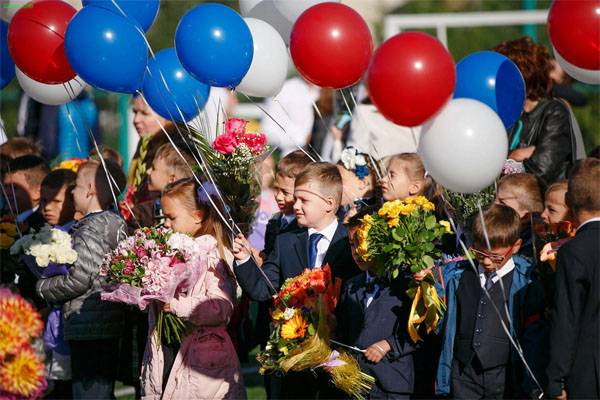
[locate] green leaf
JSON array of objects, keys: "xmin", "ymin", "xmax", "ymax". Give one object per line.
[
  {"xmin": 392, "ymin": 269, "xmax": 399, "ymax": 279},
  {"xmin": 425, "ymin": 215, "xmax": 437, "ymax": 230},
  {"xmin": 422, "ymin": 255, "xmax": 435, "ymax": 268}
]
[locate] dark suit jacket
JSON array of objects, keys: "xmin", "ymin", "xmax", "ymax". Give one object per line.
[
  {"xmin": 547, "ymin": 220, "xmax": 600, "ymax": 398},
  {"xmin": 262, "ymin": 212, "xmax": 300, "ymax": 257},
  {"xmin": 335, "ymin": 273, "xmax": 416, "ymax": 395},
  {"xmin": 235, "ymin": 222, "xmax": 360, "ymax": 302}
]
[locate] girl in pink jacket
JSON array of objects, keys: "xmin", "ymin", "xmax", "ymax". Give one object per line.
[{"xmin": 141, "ymin": 179, "xmax": 246, "ymax": 399}]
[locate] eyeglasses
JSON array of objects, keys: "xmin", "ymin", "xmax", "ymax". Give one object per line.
[{"xmin": 470, "ymin": 243, "xmax": 515, "ymax": 264}]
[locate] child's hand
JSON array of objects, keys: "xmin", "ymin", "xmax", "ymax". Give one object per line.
[
  {"xmin": 364, "ymin": 340, "xmax": 391, "ymax": 364},
  {"xmin": 163, "ymin": 303, "xmax": 170, "ymax": 312},
  {"xmin": 232, "ymin": 234, "xmax": 252, "ymax": 261},
  {"xmin": 413, "ymin": 267, "xmax": 433, "ymax": 282}
]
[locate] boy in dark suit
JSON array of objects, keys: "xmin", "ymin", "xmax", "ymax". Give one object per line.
[
  {"xmin": 335, "ymin": 208, "xmax": 416, "ymax": 399},
  {"xmin": 547, "ymin": 158, "xmax": 600, "ymax": 400},
  {"xmin": 233, "ymin": 162, "xmax": 360, "ymax": 399}
]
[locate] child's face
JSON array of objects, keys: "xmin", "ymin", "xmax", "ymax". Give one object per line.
[
  {"xmin": 71, "ymin": 170, "xmax": 93, "ymax": 214},
  {"xmin": 2, "ymin": 171, "xmax": 38, "ymax": 211},
  {"xmin": 380, "ymin": 159, "xmax": 416, "ymax": 201},
  {"xmin": 337, "ymin": 165, "xmax": 369, "ymax": 207},
  {"xmin": 541, "ymin": 189, "xmax": 569, "ymax": 224},
  {"xmin": 147, "ymin": 156, "xmax": 172, "ymax": 193},
  {"xmin": 293, "ymin": 182, "xmax": 336, "ymax": 230},
  {"xmin": 471, "ymin": 240, "xmax": 521, "ymax": 273},
  {"xmin": 274, "ymin": 173, "xmax": 295, "ymax": 215},
  {"xmin": 347, "ymin": 225, "xmax": 373, "ymax": 272},
  {"xmin": 162, "ymin": 195, "xmax": 202, "ymax": 236},
  {"xmin": 495, "ymin": 185, "xmax": 527, "ymax": 218},
  {"xmin": 41, "ymin": 184, "xmax": 74, "ymax": 226}
]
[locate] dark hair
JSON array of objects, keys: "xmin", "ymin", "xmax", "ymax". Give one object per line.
[
  {"xmin": 79, "ymin": 160, "xmax": 126, "ymax": 209},
  {"xmin": 7, "ymin": 155, "xmax": 50, "ymax": 188},
  {"xmin": 566, "ymin": 158, "xmax": 600, "ymax": 212},
  {"xmin": 494, "ymin": 36, "xmax": 552, "ymax": 101},
  {"xmin": 472, "ymin": 204, "xmax": 521, "ymax": 250},
  {"xmin": 41, "ymin": 169, "xmax": 77, "ymax": 191},
  {"xmin": 345, "ymin": 205, "xmax": 380, "ymax": 229},
  {"xmin": 589, "ymin": 145, "xmax": 600, "ymax": 159}
]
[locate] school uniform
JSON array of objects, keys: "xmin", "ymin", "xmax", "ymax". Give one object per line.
[
  {"xmin": 335, "ymin": 271, "xmax": 416, "ymax": 399},
  {"xmin": 262, "ymin": 212, "xmax": 300, "ymax": 257}
]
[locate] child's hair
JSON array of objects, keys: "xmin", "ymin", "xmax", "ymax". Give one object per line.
[
  {"xmin": 41, "ymin": 169, "xmax": 77, "ymax": 192},
  {"xmin": 566, "ymin": 158, "xmax": 600, "ymax": 212},
  {"xmin": 498, "ymin": 173, "xmax": 544, "ymax": 214},
  {"xmin": 0, "ymin": 137, "xmax": 41, "ymax": 158},
  {"xmin": 89, "ymin": 147, "xmax": 124, "ymax": 168},
  {"xmin": 276, "ymin": 150, "xmax": 313, "ymax": 179},
  {"xmin": 7, "ymin": 155, "xmax": 50, "ymax": 188},
  {"xmin": 388, "ymin": 152, "xmax": 443, "ymax": 204},
  {"xmin": 294, "ymin": 162, "xmax": 343, "ymax": 208},
  {"xmin": 472, "ymin": 204, "xmax": 521, "ymax": 250},
  {"xmin": 162, "ymin": 178, "xmax": 231, "ymax": 259},
  {"xmin": 153, "ymin": 143, "xmax": 195, "ymax": 180},
  {"xmin": 78, "ymin": 160, "xmax": 127, "ymax": 209},
  {"xmin": 545, "ymin": 180, "xmax": 568, "ymax": 199},
  {"xmin": 337, "ymin": 147, "xmax": 380, "ymax": 192},
  {"xmin": 345, "ymin": 205, "xmax": 379, "ymax": 230}
]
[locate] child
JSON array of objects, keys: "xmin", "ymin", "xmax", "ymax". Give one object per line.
[
  {"xmin": 380, "ymin": 153, "xmax": 436, "ymax": 203},
  {"xmin": 335, "ymin": 207, "xmax": 416, "ymax": 399},
  {"xmin": 233, "ymin": 162, "xmax": 360, "ymax": 399},
  {"xmin": 547, "ymin": 158, "xmax": 600, "ymax": 400},
  {"xmin": 436, "ymin": 204, "xmax": 539, "ymax": 399},
  {"xmin": 541, "ymin": 180, "xmax": 571, "ymax": 225},
  {"xmin": 89, "ymin": 146, "xmax": 124, "ymax": 168},
  {"xmin": 336, "ymin": 146, "xmax": 381, "ymax": 221},
  {"xmin": 40, "ymin": 169, "xmax": 76, "ymax": 229},
  {"xmin": 140, "ymin": 178, "xmax": 245, "ymax": 399},
  {"xmin": 36, "ymin": 160, "xmax": 127, "ymax": 399}
]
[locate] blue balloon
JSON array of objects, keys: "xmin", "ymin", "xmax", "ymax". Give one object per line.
[
  {"xmin": 175, "ymin": 3, "xmax": 253, "ymax": 88},
  {"xmin": 142, "ymin": 48, "xmax": 211, "ymax": 122},
  {"xmin": 454, "ymin": 51, "xmax": 525, "ymax": 128},
  {"xmin": 82, "ymin": 0, "xmax": 160, "ymax": 32},
  {"xmin": 65, "ymin": 6, "xmax": 148, "ymax": 94},
  {"xmin": 0, "ymin": 21, "xmax": 15, "ymax": 89}
]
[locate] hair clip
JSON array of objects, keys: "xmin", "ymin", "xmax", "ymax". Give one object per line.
[
  {"xmin": 340, "ymin": 147, "xmax": 369, "ymax": 180},
  {"xmin": 196, "ymin": 181, "xmax": 231, "ymax": 214}
]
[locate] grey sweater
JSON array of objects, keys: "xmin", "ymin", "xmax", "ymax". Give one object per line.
[{"xmin": 37, "ymin": 210, "xmax": 127, "ymax": 340}]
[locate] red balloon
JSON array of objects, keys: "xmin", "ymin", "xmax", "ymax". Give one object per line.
[
  {"xmin": 8, "ymin": 0, "xmax": 76, "ymax": 84},
  {"xmin": 290, "ymin": 2, "xmax": 372, "ymax": 89},
  {"xmin": 548, "ymin": 0, "xmax": 600, "ymax": 70},
  {"xmin": 367, "ymin": 32, "xmax": 456, "ymax": 127}
]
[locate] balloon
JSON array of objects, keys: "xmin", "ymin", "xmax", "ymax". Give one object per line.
[
  {"xmin": 454, "ymin": 51, "xmax": 525, "ymax": 128},
  {"xmin": 65, "ymin": 5, "xmax": 148, "ymax": 93},
  {"xmin": 0, "ymin": 20, "xmax": 15, "ymax": 88},
  {"xmin": 239, "ymin": 0, "xmax": 293, "ymax": 44},
  {"xmin": 142, "ymin": 48, "xmax": 211, "ymax": 122},
  {"xmin": 368, "ymin": 32, "xmax": 456, "ymax": 127},
  {"xmin": 1, "ymin": 0, "xmax": 82, "ymax": 21},
  {"xmin": 554, "ymin": 47, "xmax": 600, "ymax": 85},
  {"xmin": 274, "ymin": 0, "xmax": 339, "ymax": 25},
  {"xmin": 418, "ymin": 99, "xmax": 508, "ymax": 194},
  {"xmin": 82, "ymin": 0, "xmax": 160, "ymax": 32},
  {"xmin": 175, "ymin": 3, "xmax": 253, "ymax": 88},
  {"xmin": 290, "ymin": 2, "xmax": 372, "ymax": 89},
  {"xmin": 237, "ymin": 18, "xmax": 287, "ymax": 97},
  {"xmin": 7, "ymin": 0, "xmax": 76, "ymax": 84},
  {"xmin": 547, "ymin": 0, "xmax": 600, "ymax": 70},
  {"xmin": 16, "ymin": 66, "xmax": 86, "ymax": 105}
]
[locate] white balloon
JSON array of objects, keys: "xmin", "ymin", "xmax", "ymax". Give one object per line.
[
  {"xmin": 273, "ymin": 0, "xmax": 340, "ymax": 24},
  {"xmin": 16, "ymin": 67, "xmax": 86, "ymax": 105},
  {"xmin": 553, "ymin": 47, "xmax": 600, "ymax": 85},
  {"xmin": 418, "ymin": 98, "xmax": 508, "ymax": 194},
  {"xmin": 237, "ymin": 18, "xmax": 288, "ymax": 98},
  {"xmin": 239, "ymin": 0, "xmax": 293, "ymax": 44},
  {"xmin": 0, "ymin": 0, "xmax": 81, "ymax": 21}
]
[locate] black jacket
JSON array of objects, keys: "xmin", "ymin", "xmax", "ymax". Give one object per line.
[
  {"xmin": 547, "ymin": 221, "xmax": 600, "ymax": 398},
  {"xmin": 509, "ymin": 98, "xmax": 575, "ymax": 187}
]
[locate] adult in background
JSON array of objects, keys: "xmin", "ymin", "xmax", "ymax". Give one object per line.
[{"xmin": 494, "ymin": 36, "xmax": 586, "ymax": 188}]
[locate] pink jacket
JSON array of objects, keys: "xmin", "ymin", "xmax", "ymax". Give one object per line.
[{"xmin": 141, "ymin": 236, "xmax": 246, "ymax": 399}]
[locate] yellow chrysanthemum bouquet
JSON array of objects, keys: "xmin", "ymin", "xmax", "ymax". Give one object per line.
[{"xmin": 356, "ymin": 196, "xmax": 451, "ymax": 342}]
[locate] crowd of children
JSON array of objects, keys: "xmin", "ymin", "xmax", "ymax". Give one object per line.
[{"xmin": 0, "ymin": 123, "xmax": 598, "ymax": 400}]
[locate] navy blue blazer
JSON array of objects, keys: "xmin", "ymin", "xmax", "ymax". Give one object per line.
[
  {"xmin": 235, "ymin": 223, "xmax": 360, "ymax": 302},
  {"xmin": 335, "ymin": 272, "xmax": 416, "ymax": 395}
]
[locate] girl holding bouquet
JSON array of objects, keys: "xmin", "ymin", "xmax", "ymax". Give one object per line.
[{"xmin": 140, "ymin": 178, "xmax": 245, "ymax": 400}]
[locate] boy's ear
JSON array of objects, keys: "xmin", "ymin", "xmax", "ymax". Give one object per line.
[{"xmin": 511, "ymin": 238, "xmax": 523, "ymax": 255}]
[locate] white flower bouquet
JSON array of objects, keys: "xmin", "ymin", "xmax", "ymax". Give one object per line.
[{"xmin": 10, "ymin": 225, "xmax": 77, "ymax": 268}]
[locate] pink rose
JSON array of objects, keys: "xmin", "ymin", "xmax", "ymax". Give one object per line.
[
  {"xmin": 134, "ymin": 247, "xmax": 148, "ymax": 259},
  {"xmin": 241, "ymin": 132, "xmax": 267, "ymax": 154},
  {"xmin": 213, "ymin": 133, "xmax": 239, "ymax": 155},
  {"xmin": 224, "ymin": 118, "xmax": 248, "ymax": 136}
]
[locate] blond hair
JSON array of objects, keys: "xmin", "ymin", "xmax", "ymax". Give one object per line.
[
  {"xmin": 153, "ymin": 143, "xmax": 195, "ymax": 180},
  {"xmin": 294, "ymin": 162, "xmax": 343, "ymax": 208},
  {"xmin": 498, "ymin": 173, "xmax": 544, "ymax": 214},
  {"xmin": 276, "ymin": 150, "xmax": 313, "ymax": 179},
  {"xmin": 388, "ymin": 153, "xmax": 443, "ymax": 205}
]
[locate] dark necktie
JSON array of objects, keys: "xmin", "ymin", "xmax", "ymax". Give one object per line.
[
  {"xmin": 308, "ymin": 233, "xmax": 323, "ymax": 268},
  {"xmin": 280, "ymin": 217, "xmax": 290, "ymax": 231},
  {"xmin": 484, "ymin": 271, "xmax": 497, "ymax": 291}
]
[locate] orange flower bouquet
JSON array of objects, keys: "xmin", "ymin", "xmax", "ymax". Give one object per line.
[
  {"xmin": 256, "ymin": 265, "xmax": 375, "ymax": 399},
  {"xmin": 0, "ymin": 289, "xmax": 47, "ymax": 399}
]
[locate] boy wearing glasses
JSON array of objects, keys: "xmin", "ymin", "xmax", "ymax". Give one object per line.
[{"xmin": 436, "ymin": 204, "xmax": 540, "ymax": 399}]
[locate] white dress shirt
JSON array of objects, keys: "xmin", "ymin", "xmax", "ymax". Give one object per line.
[
  {"xmin": 577, "ymin": 217, "xmax": 600, "ymax": 231},
  {"xmin": 477, "ymin": 257, "xmax": 516, "ymax": 288},
  {"xmin": 307, "ymin": 219, "xmax": 338, "ymax": 269},
  {"xmin": 364, "ymin": 271, "xmax": 380, "ymax": 308}
]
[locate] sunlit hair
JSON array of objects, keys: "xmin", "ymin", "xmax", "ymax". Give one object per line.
[
  {"xmin": 387, "ymin": 153, "xmax": 443, "ymax": 205},
  {"xmin": 6, "ymin": 155, "xmax": 50, "ymax": 188},
  {"xmin": 152, "ymin": 143, "xmax": 195, "ymax": 181},
  {"xmin": 545, "ymin": 180, "xmax": 568, "ymax": 198},
  {"xmin": 276, "ymin": 150, "xmax": 313, "ymax": 179},
  {"xmin": 566, "ymin": 158, "xmax": 600, "ymax": 212},
  {"xmin": 472, "ymin": 204, "xmax": 521, "ymax": 250},
  {"xmin": 498, "ymin": 173, "xmax": 544, "ymax": 214},
  {"xmin": 162, "ymin": 178, "xmax": 231, "ymax": 259},
  {"xmin": 294, "ymin": 162, "xmax": 343, "ymax": 208},
  {"xmin": 89, "ymin": 147, "xmax": 124, "ymax": 168}
]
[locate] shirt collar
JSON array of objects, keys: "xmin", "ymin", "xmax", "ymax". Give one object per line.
[
  {"xmin": 478, "ymin": 256, "xmax": 516, "ymax": 280},
  {"xmin": 84, "ymin": 209, "xmax": 104, "ymax": 218},
  {"xmin": 282, "ymin": 213, "xmax": 296, "ymax": 224},
  {"xmin": 577, "ymin": 217, "xmax": 600, "ymax": 231},
  {"xmin": 308, "ymin": 218, "xmax": 338, "ymax": 243},
  {"xmin": 16, "ymin": 205, "xmax": 38, "ymax": 223}
]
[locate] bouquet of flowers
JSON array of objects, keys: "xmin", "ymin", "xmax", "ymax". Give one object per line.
[
  {"xmin": 0, "ymin": 216, "xmax": 18, "ymax": 251},
  {"xmin": 0, "ymin": 216, "xmax": 21, "ymax": 285},
  {"xmin": 191, "ymin": 118, "xmax": 269, "ymax": 234},
  {"xmin": 257, "ymin": 265, "xmax": 375, "ymax": 399},
  {"xmin": 10, "ymin": 225, "xmax": 77, "ymax": 268},
  {"xmin": 355, "ymin": 196, "xmax": 450, "ymax": 343},
  {"xmin": 101, "ymin": 227, "xmax": 206, "ymax": 344},
  {"xmin": 53, "ymin": 158, "xmax": 86, "ymax": 173},
  {"xmin": 0, "ymin": 289, "xmax": 47, "ymax": 399}
]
